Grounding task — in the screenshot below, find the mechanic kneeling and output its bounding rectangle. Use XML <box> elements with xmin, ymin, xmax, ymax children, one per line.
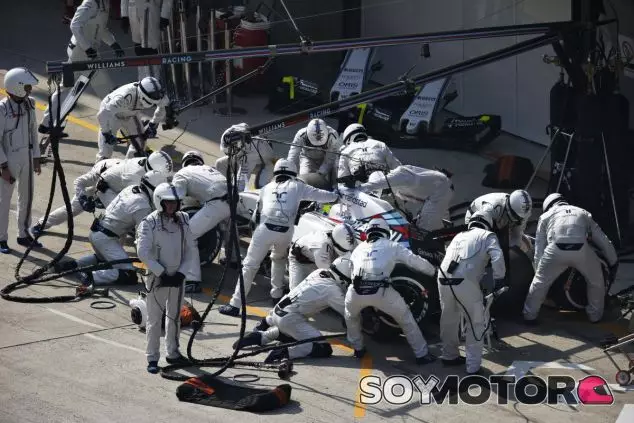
<box><xmin>523</xmin><ymin>193</ymin><xmax>618</xmax><ymax>324</ymax></box>
<box><xmin>438</xmin><ymin>212</ymin><xmax>506</xmax><ymax>375</ymax></box>
<box><xmin>288</xmin><ymin>222</ymin><xmax>356</xmax><ymax>290</ymax></box>
<box><xmin>137</xmin><ymin>182</ymin><xmax>201</xmax><ymax>374</ymax></box>
<box><xmin>57</xmin><ymin>170</ymin><xmax>167</xmax><ymax>292</ymax></box>
<box><xmin>345</xmin><ymin>218</ymin><xmax>437</xmax><ymax>365</ymax></box>
<box><xmin>232</xmin><ymin>257</ymin><xmax>353</xmax><ymax>363</ymax></box>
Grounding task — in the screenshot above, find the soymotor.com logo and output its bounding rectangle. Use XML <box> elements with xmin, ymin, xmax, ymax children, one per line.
<box><xmin>359</xmin><ymin>374</ymin><xmax>615</xmax><ymax>406</ymax></box>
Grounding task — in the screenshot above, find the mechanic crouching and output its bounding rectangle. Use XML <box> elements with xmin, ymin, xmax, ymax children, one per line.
<box><xmin>465</xmin><ymin>190</ymin><xmax>532</xmax><ymax>248</ymax></box>
<box><xmin>345</xmin><ymin>218</ymin><xmax>437</xmax><ymax>364</ymax></box>
<box><xmin>523</xmin><ymin>193</ymin><xmax>618</xmax><ymax>324</ymax></box>
<box><xmin>32</xmin><ymin>158</ymin><xmax>121</xmax><ymax>236</ymax></box>
<box><xmin>232</xmin><ymin>257</ymin><xmax>353</xmax><ymax>363</ymax></box>
<box><xmin>57</xmin><ymin>171</ymin><xmax>168</xmax><ymax>292</ymax></box>
<box><xmin>137</xmin><ymin>182</ymin><xmax>201</xmax><ymax>374</ymax></box>
<box><xmin>171</xmin><ymin>150</ymin><xmax>230</xmax><ymax>240</ymax></box>
<box><xmin>337</xmin><ymin>123</ymin><xmax>401</xmax><ymax>189</ymax></box>
<box><xmin>288</xmin><ymin>222</ymin><xmax>356</xmax><ymax>290</ymax></box>
<box><xmin>438</xmin><ymin>212</ymin><xmax>506</xmax><ymax>375</ymax></box>
<box><xmin>359</xmin><ymin>165</ymin><xmax>454</xmax><ymax>234</ymax></box>
<box><xmin>95</xmin><ymin>151</ymin><xmax>173</xmax><ymax>208</ymax></box>
<box><xmin>215</xmin><ymin>123</ymin><xmax>275</xmax><ymax>192</ymax></box>
<box><xmin>287</xmin><ymin>118</ymin><xmax>341</xmax><ymax>185</ymax></box>
<box><xmin>219</xmin><ymin>159</ymin><xmax>339</xmax><ymax>316</ymax></box>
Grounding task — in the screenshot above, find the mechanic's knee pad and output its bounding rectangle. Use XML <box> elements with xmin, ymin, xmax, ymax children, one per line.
<box><xmin>308</xmin><ymin>342</ymin><xmax>333</xmax><ymax>358</ymax></box>
<box><xmin>115</xmin><ymin>269</ymin><xmax>138</xmax><ymax>285</ymax></box>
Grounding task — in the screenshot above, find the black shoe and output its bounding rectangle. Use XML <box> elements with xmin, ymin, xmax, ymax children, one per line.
<box><xmin>232</xmin><ymin>331</ymin><xmax>262</xmax><ymax>349</ymax></box>
<box><xmin>218</xmin><ymin>304</ymin><xmax>240</xmax><ymax>317</ymax></box>
<box><xmin>31</xmin><ymin>223</ymin><xmax>44</xmax><ymax>237</ymax></box>
<box><xmin>416</xmin><ymin>353</ymin><xmax>437</xmax><ymax>365</ymax></box>
<box><xmin>0</xmin><ymin>241</ymin><xmax>10</xmax><ymax>254</ymax></box>
<box><xmin>147</xmin><ymin>361</ymin><xmax>159</xmax><ymax>374</ymax></box>
<box><xmin>254</xmin><ymin>317</ymin><xmax>269</xmax><ymax>332</ymax></box>
<box><xmin>38</xmin><ymin>124</ymin><xmax>50</xmax><ymax>134</ymax></box>
<box><xmin>165</xmin><ymin>353</ymin><xmax>190</xmax><ymax>366</ymax></box>
<box><xmin>442</xmin><ymin>356</ymin><xmax>466</xmax><ymax>367</ymax></box>
<box><xmin>17</xmin><ymin>235</ymin><xmax>42</xmax><ymax>248</ymax></box>
<box><xmin>354</xmin><ymin>348</ymin><xmax>367</xmax><ymax>359</ymax></box>
<box><xmin>78</xmin><ymin>271</ymin><xmax>94</xmax><ymax>287</ymax></box>
<box><xmin>264</xmin><ymin>347</ymin><xmax>289</xmax><ymax>364</ymax></box>
<box><xmin>54</xmin><ymin>259</ymin><xmax>78</xmax><ymax>273</ymax></box>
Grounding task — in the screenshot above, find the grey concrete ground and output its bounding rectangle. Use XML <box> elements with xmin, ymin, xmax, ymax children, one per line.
<box><xmin>1</xmin><ymin>2</ymin><xmax>634</xmax><ymax>422</ymax></box>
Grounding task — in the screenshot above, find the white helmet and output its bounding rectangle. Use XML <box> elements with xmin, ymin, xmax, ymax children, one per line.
<box><xmin>506</xmin><ymin>190</ymin><xmax>532</xmax><ymax>224</ymax></box>
<box><xmin>153</xmin><ymin>182</ymin><xmax>181</xmax><ymax>212</ymax></box>
<box><xmin>221</xmin><ymin>123</ymin><xmax>251</xmax><ymax>152</ymax></box>
<box><xmin>306</xmin><ymin>119</ymin><xmax>329</xmax><ymax>146</ymax></box>
<box><xmin>273</xmin><ymin>159</ymin><xmax>297</xmax><ymax>178</ymax></box>
<box><xmin>4</xmin><ymin>67</ymin><xmax>38</xmax><ymax>98</ymax></box>
<box><xmin>543</xmin><ymin>192</ymin><xmax>566</xmax><ymax>213</ymax></box>
<box><xmin>330</xmin><ymin>223</ymin><xmax>356</xmax><ymax>254</ymax></box>
<box><xmin>181</xmin><ymin>150</ymin><xmax>204</xmax><ymax>167</ymax></box>
<box><xmin>141</xmin><ymin>170</ymin><xmax>169</xmax><ymax>197</ymax></box>
<box><xmin>137</xmin><ymin>77</ymin><xmax>165</xmax><ymax>107</ymax></box>
<box><xmin>328</xmin><ymin>204</ymin><xmax>350</xmax><ymax>221</ymax></box>
<box><xmin>468</xmin><ymin>211</ymin><xmax>493</xmax><ymax>231</ymax></box>
<box><xmin>365</xmin><ymin>218</ymin><xmax>390</xmax><ymax>240</ymax></box>
<box><xmin>145</xmin><ymin>151</ymin><xmax>173</xmax><ymax>175</ymax></box>
<box><xmin>330</xmin><ymin>256</ymin><xmax>352</xmax><ymax>287</ymax></box>
<box><xmin>342</xmin><ymin>123</ymin><xmax>368</xmax><ymax>145</ymax></box>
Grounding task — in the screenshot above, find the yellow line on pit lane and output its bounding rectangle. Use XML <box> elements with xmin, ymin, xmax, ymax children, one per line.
<box><xmin>0</xmin><ymin>88</ymin><xmax>100</xmax><ymax>132</ymax></box>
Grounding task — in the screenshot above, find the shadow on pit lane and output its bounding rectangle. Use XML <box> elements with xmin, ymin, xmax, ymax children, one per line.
<box><xmin>39</xmin><ymin>231</ymin><xmax>90</xmax><ymax>243</ymax></box>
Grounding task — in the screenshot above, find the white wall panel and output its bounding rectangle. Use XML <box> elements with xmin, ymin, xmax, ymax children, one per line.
<box><xmin>361</xmin><ymin>0</ymin><xmax>571</xmax><ymax>145</ymax></box>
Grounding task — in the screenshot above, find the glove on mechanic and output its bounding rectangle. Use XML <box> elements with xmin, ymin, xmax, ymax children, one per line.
<box><xmin>102</xmin><ymin>132</ymin><xmax>118</xmax><ymax>145</ymax></box>
<box><xmin>79</xmin><ymin>195</ymin><xmax>96</xmax><ymax>213</ymax></box>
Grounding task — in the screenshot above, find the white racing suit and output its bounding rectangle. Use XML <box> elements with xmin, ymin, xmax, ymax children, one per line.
<box><xmin>337</xmin><ymin>138</ymin><xmax>401</xmax><ymax>189</ymax></box>
<box><xmin>95</xmin><ymin>157</ymin><xmax>147</xmax><ymax>207</ymax></box>
<box><xmin>171</xmin><ymin>165</ymin><xmax>230</xmax><ymax>239</ymax></box>
<box><xmin>287</xmin><ymin>125</ymin><xmax>341</xmax><ymax>182</ymax></box>
<box><xmin>288</xmin><ymin>231</ymin><xmax>338</xmax><ymax>290</ymax></box>
<box><xmin>76</xmin><ymin>185</ymin><xmax>154</xmax><ymax>285</ymax></box>
<box><xmin>137</xmin><ymin>210</ymin><xmax>200</xmax><ymax>363</ymax></box>
<box><xmin>35</xmin><ymin>158</ymin><xmax>121</xmax><ymax>231</ymax></box>
<box><xmin>121</xmin><ymin>0</ymin><xmax>173</xmax><ymax>79</ymax></box>
<box><xmin>215</xmin><ymin>137</ymin><xmax>275</xmax><ymax>192</ymax></box>
<box><xmin>228</xmin><ymin>178</ymin><xmax>338</xmax><ymax>308</ymax></box>
<box><xmin>359</xmin><ymin>165</ymin><xmax>453</xmax><ymax>233</ymax></box>
<box><xmin>96</xmin><ymin>82</ymin><xmax>168</xmax><ymax>161</ymax></box>
<box><xmin>523</xmin><ymin>204</ymin><xmax>618</xmax><ymax>322</ymax></box>
<box><xmin>438</xmin><ymin>227</ymin><xmax>505</xmax><ymax>373</ymax></box>
<box><xmin>345</xmin><ymin>238</ymin><xmax>436</xmax><ymax>358</ymax></box>
<box><xmin>465</xmin><ymin>192</ymin><xmax>529</xmax><ymax>247</ymax></box>
<box><xmin>42</xmin><ymin>0</ymin><xmax>118</xmax><ymax>129</ymax></box>
<box><xmin>259</xmin><ymin>269</ymin><xmax>346</xmax><ymax>359</ymax></box>
<box><xmin>0</xmin><ymin>97</ymin><xmax>40</xmax><ymax>242</ymax></box>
